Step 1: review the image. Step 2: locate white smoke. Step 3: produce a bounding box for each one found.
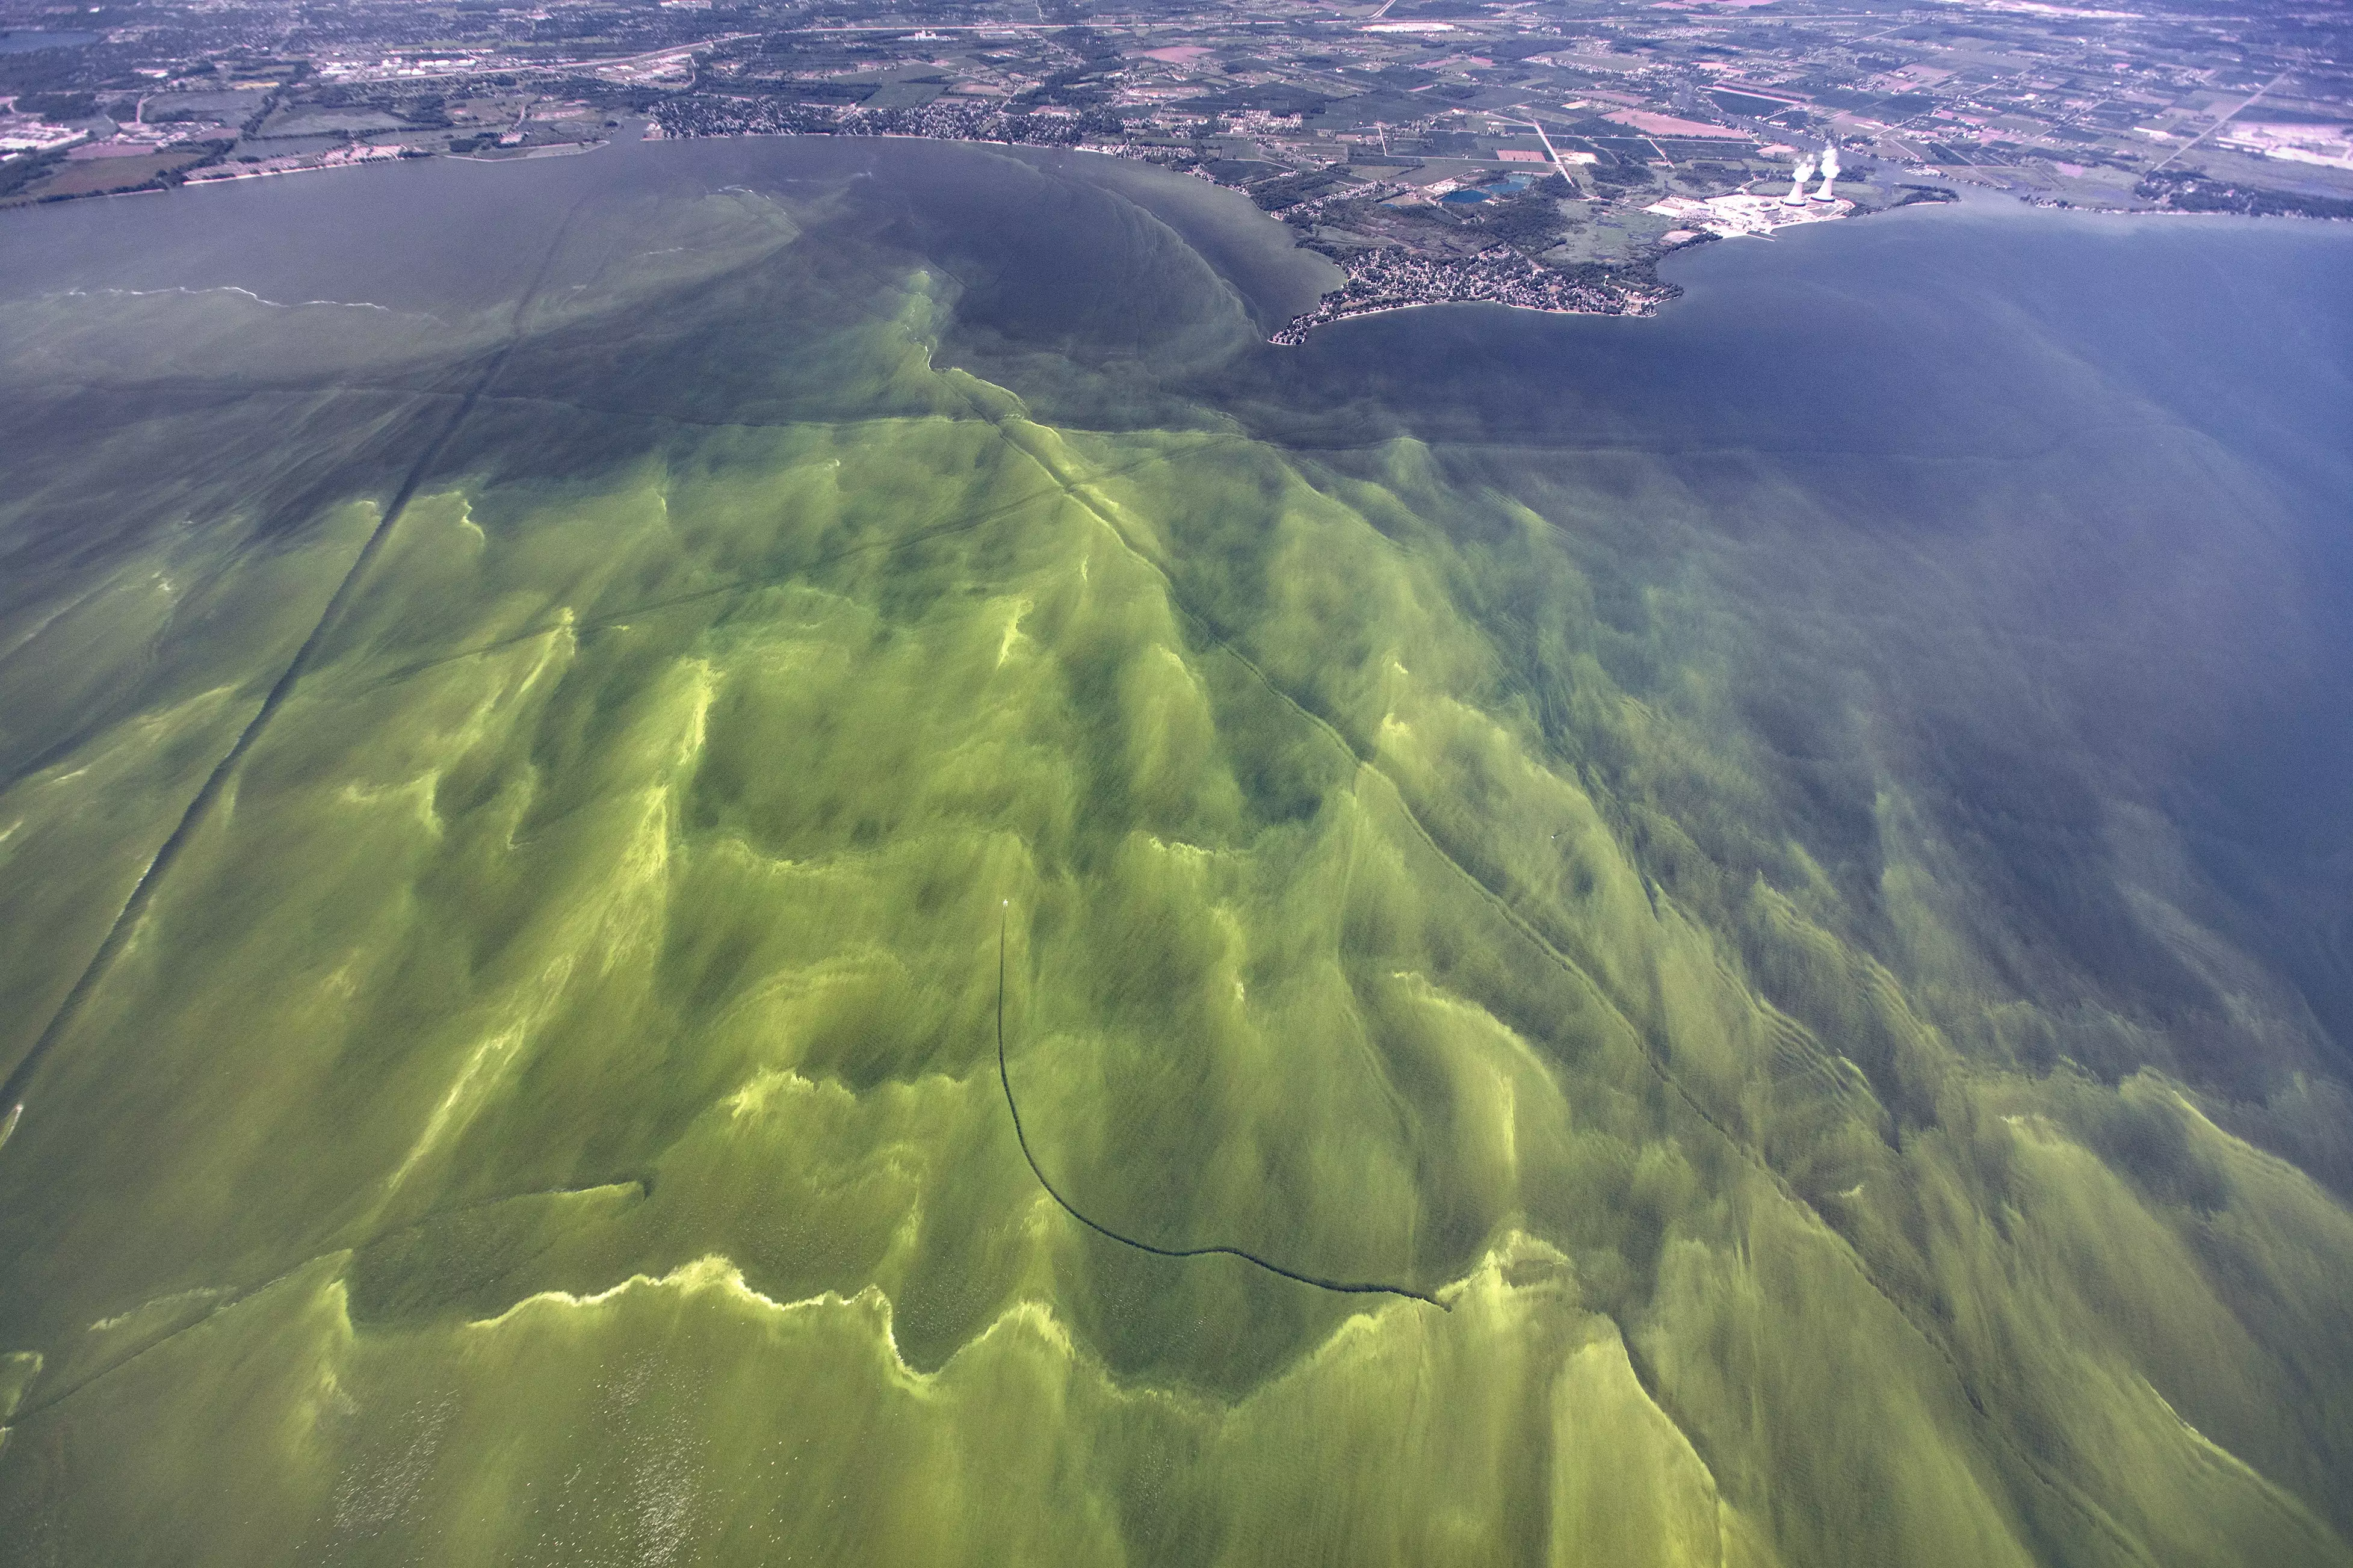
[1813,141,1842,202]
[1783,155,1816,206]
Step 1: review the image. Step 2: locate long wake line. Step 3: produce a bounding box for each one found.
[992,910,1447,1310]
[0,402,473,1120]
[0,203,585,1126]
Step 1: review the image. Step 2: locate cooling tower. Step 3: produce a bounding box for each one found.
[1813,142,1843,202]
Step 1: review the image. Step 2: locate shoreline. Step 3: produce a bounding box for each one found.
[1266,294,1653,339]
[9,129,2342,345]
[14,125,2344,234]
[1267,217,1686,344]
[5,114,2326,229]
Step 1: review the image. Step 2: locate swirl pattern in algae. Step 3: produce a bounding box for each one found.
[0,138,2350,1567]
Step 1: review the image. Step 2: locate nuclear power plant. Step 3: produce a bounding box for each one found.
[1651,140,1858,239]
[1783,155,1816,207]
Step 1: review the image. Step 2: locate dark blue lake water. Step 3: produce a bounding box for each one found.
[0,29,99,52]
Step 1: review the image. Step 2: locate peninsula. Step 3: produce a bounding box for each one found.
[4,0,2345,339]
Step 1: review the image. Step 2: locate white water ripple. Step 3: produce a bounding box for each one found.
[54,285,436,319]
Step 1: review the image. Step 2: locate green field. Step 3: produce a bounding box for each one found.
[0,148,2348,1566]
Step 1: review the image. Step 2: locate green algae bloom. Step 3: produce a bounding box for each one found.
[1,139,2351,1567]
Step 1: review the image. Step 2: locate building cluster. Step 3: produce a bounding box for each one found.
[653,95,1100,152]
[1270,243,1675,347]
[2,0,2343,258]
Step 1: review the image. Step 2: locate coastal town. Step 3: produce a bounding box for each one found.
[1268,238,1681,343]
[2,0,2347,336]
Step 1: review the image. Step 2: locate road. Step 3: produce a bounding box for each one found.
[2149,71,2289,174]
[1516,115,1565,168]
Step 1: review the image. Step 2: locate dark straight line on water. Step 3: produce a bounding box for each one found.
[0,400,473,1115]
[993,912,1447,1311]
[0,206,584,1125]
[977,434,2135,1524]
[952,393,2077,1466]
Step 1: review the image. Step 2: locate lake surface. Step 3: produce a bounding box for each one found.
[0,29,99,52]
[2,137,2350,1567]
